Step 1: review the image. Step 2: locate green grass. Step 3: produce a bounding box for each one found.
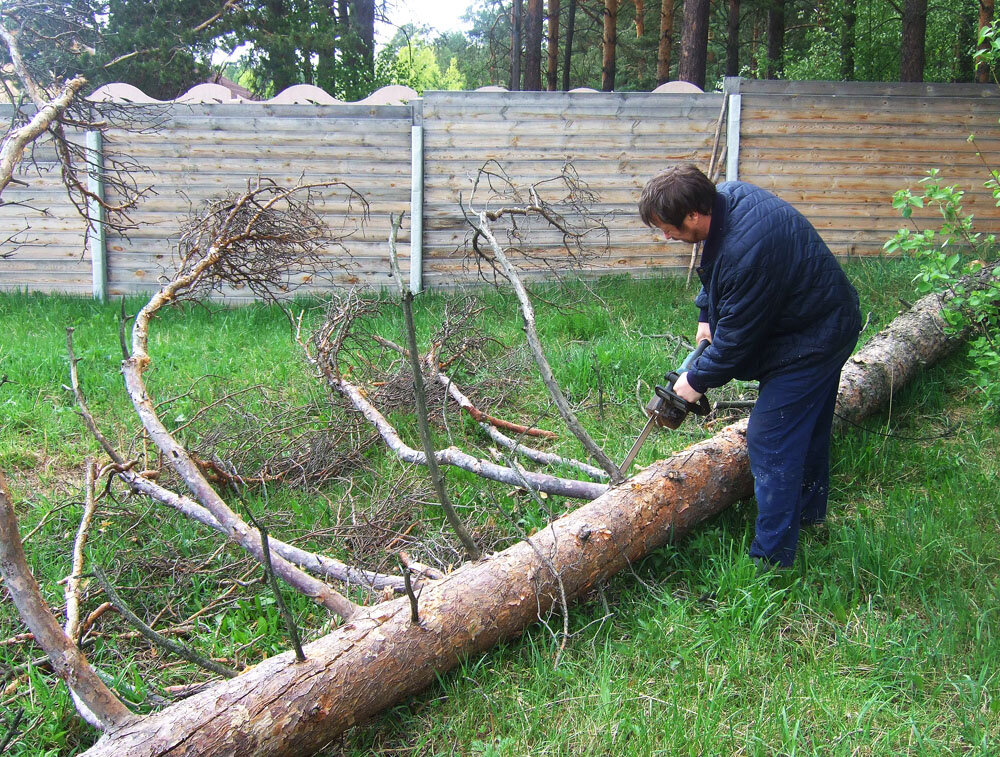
[2,258,998,755]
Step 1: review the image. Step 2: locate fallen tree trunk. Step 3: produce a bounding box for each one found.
[82,282,970,756]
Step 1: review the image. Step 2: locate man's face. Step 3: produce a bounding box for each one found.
[650,212,710,244]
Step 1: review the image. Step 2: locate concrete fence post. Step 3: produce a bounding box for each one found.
[724,77,742,183]
[85,130,108,302]
[409,100,424,295]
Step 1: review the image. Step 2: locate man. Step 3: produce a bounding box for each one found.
[638,165,862,568]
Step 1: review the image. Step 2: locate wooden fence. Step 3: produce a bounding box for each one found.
[2,79,999,298]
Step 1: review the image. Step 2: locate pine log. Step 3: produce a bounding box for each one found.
[82,281,970,756]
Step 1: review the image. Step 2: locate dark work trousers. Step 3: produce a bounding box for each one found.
[746,339,856,567]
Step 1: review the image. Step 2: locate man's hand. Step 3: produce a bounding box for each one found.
[673,371,703,403]
[696,321,712,344]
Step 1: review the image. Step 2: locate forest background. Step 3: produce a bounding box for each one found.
[3,0,994,106]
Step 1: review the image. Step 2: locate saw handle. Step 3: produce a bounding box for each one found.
[656,374,711,416]
[678,338,711,372]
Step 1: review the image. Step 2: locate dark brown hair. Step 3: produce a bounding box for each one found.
[638,164,717,228]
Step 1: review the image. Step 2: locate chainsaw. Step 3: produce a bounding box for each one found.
[619,339,712,476]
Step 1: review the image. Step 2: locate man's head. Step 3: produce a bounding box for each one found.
[639,164,716,244]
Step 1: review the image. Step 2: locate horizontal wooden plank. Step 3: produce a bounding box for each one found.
[122,133,411,152]
[423,90,723,108]
[738,148,996,168]
[740,119,1000,140]
[422,107,725,124]
[421,147,716,164]
[741,95,1000,120]
[423,122,720,140]
[101,102,413,120]
[738,80,1000,98]
[141,113,411,131]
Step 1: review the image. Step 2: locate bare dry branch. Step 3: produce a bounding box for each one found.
[437,375,609,481]
[68,328,412,595]
[323,374,609,500]
[0,75,85,200]
[389,213,481,560]
[467,213,624,483]
[121,180,369,620]
[0,471,134,731]
[90,565,238,680]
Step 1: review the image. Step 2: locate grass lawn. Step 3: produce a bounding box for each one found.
[1,258,998,755]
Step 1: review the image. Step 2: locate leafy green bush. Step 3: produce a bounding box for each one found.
[884,19,1000,411]
[885,170,1000,411]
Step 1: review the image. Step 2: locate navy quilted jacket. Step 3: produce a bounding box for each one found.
[685,181,861,393]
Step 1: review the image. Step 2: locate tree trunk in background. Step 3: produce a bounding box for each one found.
[677,0,709,88]
[524,0,544,89]
[81,277,989,757]
[840,0,857,80]
[547,0,561,89]
[657,0,675,83]
[510,0,522,90]
[602,0,618,91]
[725,0,741,77]
[315,2,338,96]
[264,0,297,95]
[900,0,928,82]
[337,0,375,99]
[562,0,577,90]
[765,0,785,79]
[977,0,995,83]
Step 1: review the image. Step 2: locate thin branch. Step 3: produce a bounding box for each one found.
[228,473,306,663]
[62,459,101,727]
[328,374,609,500]
[437,375,608,481]
[388,213,481,561]
[399,557,420,624]
[0,709,24,754]
[0,471,134,730]
[121,181,361,620]
[371,334,558,441]
[90,565,238,680]
[468,213,624,483]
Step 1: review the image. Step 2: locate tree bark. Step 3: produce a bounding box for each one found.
[562,0,577,90]
[657,0,675,84]
[900,0,928,82]
[977,0,995,83]
[725,0,741,77]
[677,0,709,89]
[602,0,619,91]
[840,0,857,80]
[547,0,561,90]
[510,0,523,90]
[524,0,545,89]
[81,277,986,756]
[766,0,785,79]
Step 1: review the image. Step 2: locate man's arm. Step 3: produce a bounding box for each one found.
[686,264,782,393]
[696,321,712,344]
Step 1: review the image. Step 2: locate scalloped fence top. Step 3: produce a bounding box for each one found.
[86,81,705,104]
